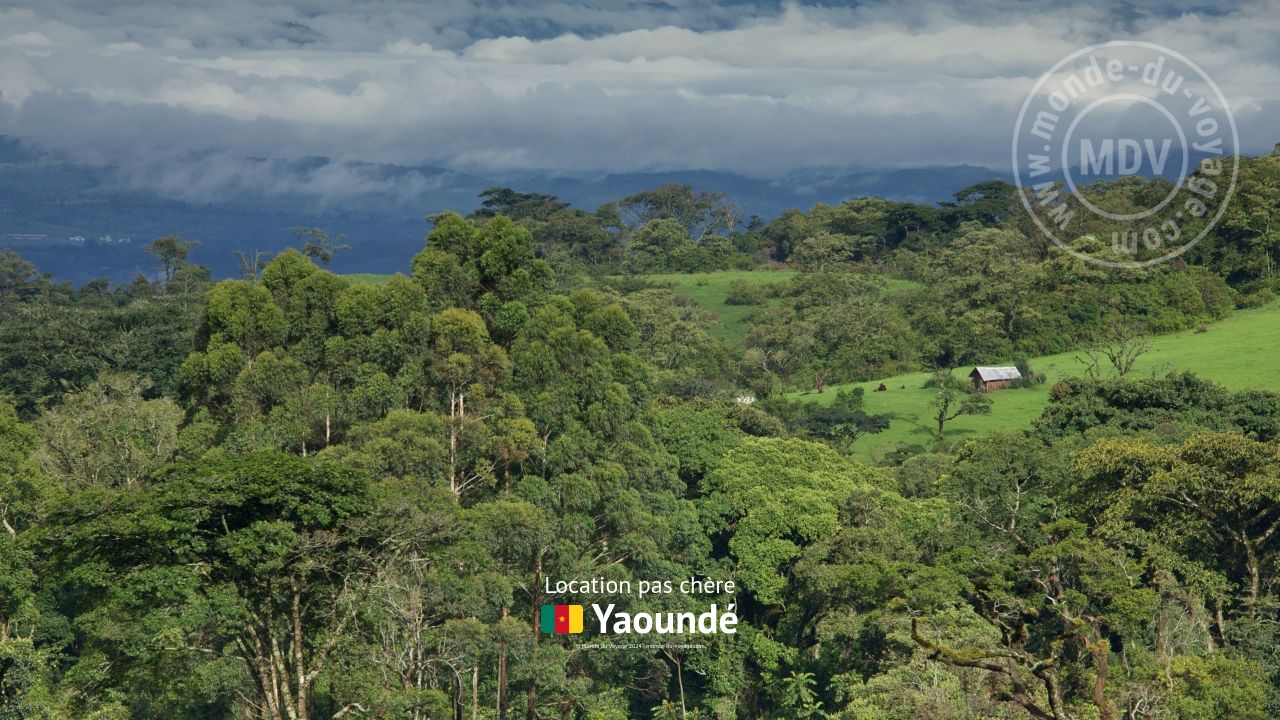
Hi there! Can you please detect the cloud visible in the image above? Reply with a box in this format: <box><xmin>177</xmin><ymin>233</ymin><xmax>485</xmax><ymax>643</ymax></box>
<box><xmin>0</xmin><ymin>0</ymin><xmax>1277</xmax><ymax>203</ymax></box>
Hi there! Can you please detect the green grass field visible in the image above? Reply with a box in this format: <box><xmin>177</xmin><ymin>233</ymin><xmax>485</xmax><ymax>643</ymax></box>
<box><xmin>639</xmin><ymin>270</ymin><xmax>796</xmax><ymax>342</ymax></box>
<box><xmin>792</xmin><ymin>300</ymin><xmax>1280</xmax><ymax>463</ymax></box>
<box><xmin>639</xmin><ymin>270</ymin><xmax>919</xmax><ymax>344</ymax></box>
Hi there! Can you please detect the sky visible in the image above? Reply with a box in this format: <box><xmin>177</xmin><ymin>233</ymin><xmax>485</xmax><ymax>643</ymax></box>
<box><xmin>1</xmin><ymin>0</ymin><xmax>1278</xmax><ymax>193</ymax></box>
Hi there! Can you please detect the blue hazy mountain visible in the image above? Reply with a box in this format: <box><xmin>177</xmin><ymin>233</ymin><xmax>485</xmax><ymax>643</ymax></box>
<box><xmin>0</xmin><ymin>139</ymin><xmax>1006</xmax><ymax>282</ymax></box>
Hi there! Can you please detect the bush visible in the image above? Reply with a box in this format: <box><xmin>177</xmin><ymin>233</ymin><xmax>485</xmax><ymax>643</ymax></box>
<box><xmin>1238</xmin><ymin>288</ymin><xmax>1276</xmax><ymax>309</ymax></box>
<box><xmin>724</xmin><ymin>280</ymin><xmax>767</xmax><ymax>306</ymax></box>
<box><xmin>1014</xmin><ymin>356</ymin><xmax>1045</xmax><ymax>387</ymax></box>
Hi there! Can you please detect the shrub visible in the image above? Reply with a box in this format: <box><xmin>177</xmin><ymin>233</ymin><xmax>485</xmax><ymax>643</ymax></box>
<box><xmin>1014</xmin><ymin>356</ymin><xmax>1045</xmax><ymax>387</ymax></box>
<box><xmin>725</xmin><ymin>280</ymin><xmax>767</xmax><ymax>306</ymax></box>
<box><xmin>1238</xmin><ymin>288</ymin><xmax>1276</xmax><ymax>309</ymax></box>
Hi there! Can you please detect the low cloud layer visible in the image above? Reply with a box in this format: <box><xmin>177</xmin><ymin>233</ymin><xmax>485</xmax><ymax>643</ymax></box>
<box><xmin>2</xmin><ymin>0</ymin><xmax>1278</xmax><ymax>200</ymax></box>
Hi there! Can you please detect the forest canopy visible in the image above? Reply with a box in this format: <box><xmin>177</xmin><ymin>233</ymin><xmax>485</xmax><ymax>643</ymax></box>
<box><xmin>2</xmin><ymin>156</ymin><xmax>1280</xmax><ymax>719</ymax></box>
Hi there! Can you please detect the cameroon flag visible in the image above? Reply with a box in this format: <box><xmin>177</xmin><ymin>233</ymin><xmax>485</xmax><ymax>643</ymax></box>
<box><xmin>540</xmin><ymin>604</ymin><xmax>584</xmax><ymax>634</ymax></box>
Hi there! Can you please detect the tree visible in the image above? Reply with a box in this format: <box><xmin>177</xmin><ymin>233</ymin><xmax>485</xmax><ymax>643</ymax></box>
<box><xmin>413</xmin><ymin>213</ymin><xmax>553</xmax><ymax>312</ymax></box>
<box><xmin>291</xmin><ymin>227</ymin><xmax>351</xmax><ymax>267</ymax></box>
<box><xmin>762</xmin><ymin>389</ymin><xmax>890</xmax><ymax>453</ymax></box>
<box><xmin>801</xmin><ymin>390</ymin><xmax>891</xmax><ymax>451</ymax></box>
<box><xmin>701</xmin><ymin>437</ymin><xmax>893</xmax><ymax>605</ymax></box>
<box><xmin>0</xmin><ymin>638</ymin><xmax>57</xmax><ymax>718</ymax></box>
<box><xmin>49</xmin><ymin>453</ymin><xmax>379</xmax><ymax>720</ymax></box>
<box><xmin>791</xmin><ymin>231</ymin><xmax>865</xmax><ymax>271</ymax></box>
<box><xmin>201</xmin><ymin>279</ymin><xmax>288</xmax><ymax>362</ymax></box>
<box><xmin>236</xmin><ymin>249</ymin><xmax>274</xmax><ymax>282</ymax></box>
<box><xmin>1092</xmin><ymin>314</ymin><xmax>1152</xmax><ymax>377</ymax></box>
<box><xmin>1207</xmin><ymin>153</ymin><xmax>1280</xmax><ymax>283</ymax></box>
<box><xmin>0</xmin><ymin>399</ymin><xmax>48</xmax><ymax>644</ymax></box>
<box><xmin>939</xmin><ymin>181</ymin><xmax>1017</xmax><ymax>227</ymax></box>
<box><xmin>429</xmin><ymin>308</ymin><xmax>511</xmax><ymax>498</ymax></box>
<box><xmin>910</xmin><ymin>522</ymin><xmax>1141</xmax><ymax>720</ymax></box>
<box><xmin>0</xmin><ymin>250</ymin><xmax>44</xmax><ymax>308</ymax></box>
<box><xmin>144</xmin><ymin>235</ymin><xmax>198</xmax><ymax>283</ymax></box>
<box><xmin>0</xmin><ymin>281</ymin><xmax>202</xmax><ymax>419</ymax></box>
<box><xmin>534</xmin><ymin>209</ymin><xmax>617</xmax><ymax>266</ymax></box>
<box><xmin>626</xmin><ymin>218</ymin><xmax>696</xmax><ymax>273</ymax></box>
<box><xmin>931</xmin><ymin>370</ymin><xmax>991</xmax><ymax>440</ymax></box>
<box><xmin>911</xmin><ymin>434</ymin><xmax>1151</xmax><ymax>720</ymax></box>
<box><xmin>615</xmin><ymin>184</ymin><xmax>738</xmax><ymax>239</ymax></box>
<box><xmin>470</xmin><ymin>188</ymin><xmax>568</xmax><ymax>222</ymax></box>
<box><xmin>35</xmin><ymin>374</ymin><xmax>183</xmax><ymax>489</ymax></box>
<box><xmin>1075</xmin><ymin>432</ymin><xmax>1280</xmax><ymax>612</ymax></box>
<box><xmin>1036</xmin><ymin>371</ymin><xmax>1280</xmax><ymax>442</ymax></box>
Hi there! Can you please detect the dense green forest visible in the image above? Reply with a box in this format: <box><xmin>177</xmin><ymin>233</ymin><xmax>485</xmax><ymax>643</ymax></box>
<box><xmin>2</xmin><ymin>151</ymin><xmax>1280</xmax><ymax>720</ymax></box>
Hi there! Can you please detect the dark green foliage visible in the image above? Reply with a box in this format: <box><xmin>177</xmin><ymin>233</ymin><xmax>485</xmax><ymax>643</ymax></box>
<box><xmin>723</xmin><ymin>279</ymin><xmax>784</xmax><ymax>306</ymax></box>
<box><xmin>760</xmin><ymin>388</ymin><xmax>892</xmax><ymax>452</ymax></box>
<box><xmin>470</xmin><ymin>188</ymin><xmax>570</xmax><ymax>222</ymax></box>
<box><xmin>1037</xmin><ymin>371</ymin><xmax>1280</xmax><ymax>442</ymax></box>
<box><xmin>3</xmin><ymin>162</ymin><xmax>1280</xmax><ymax>719</ymax></box>
<box><xmin>1013</xmin><ymin>356</ymin><xmax>1044</xmax><ymax>387</ymax></box>
<box><xmin>46</xmin><ymin>452</ymin><xmax>375</xmax><ymax>719</ymax></box>
<box><xmin>0</xmin><ymin>271</ymin><xmax>204</xmax><ymax>418</ymax></box>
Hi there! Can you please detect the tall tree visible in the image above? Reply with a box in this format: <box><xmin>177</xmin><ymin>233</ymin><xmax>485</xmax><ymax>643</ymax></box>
<box><xmin>49</xmin><ymin>453</ymin><xmax>379</xmax><ymax>720</ymax></box>
<box><xmin>144</xmin><ymin>235</ymin><xmax>198</xmax><ymax>283</ymax></box>
<box><xmin>931</xmin><ymin>370</ymin><xmax>991</xmax><ymax>440</ymax></box>
<box><xmin>36</xmin><ymin>374</ymin><xmax>183</xmax><ymax>489</ymax></box>
<box><xmin>291</xmin><ymin>227</ymin><xmax>351</xmax><ymax>267</ymax></box>
<box><xmin>614</xmin><ymin>184</ymin><xmax>738</xmax><ymax>239</ymax></box>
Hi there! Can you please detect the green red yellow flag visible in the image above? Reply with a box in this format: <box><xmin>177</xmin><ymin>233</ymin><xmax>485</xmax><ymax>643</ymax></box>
<box><xmin>540</xmin><ymin>604</ymin><xmax>583</xmax><ymax>634</ymax></box>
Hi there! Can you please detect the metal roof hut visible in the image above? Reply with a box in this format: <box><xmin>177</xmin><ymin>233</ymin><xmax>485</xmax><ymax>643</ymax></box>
<box><xmin>969</xmin><ymin>366</ymin><xmax>1022</xmax><ymax>392</ymax></box>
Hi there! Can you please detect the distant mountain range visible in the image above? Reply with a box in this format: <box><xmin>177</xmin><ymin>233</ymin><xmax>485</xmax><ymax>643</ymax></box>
<box><xmin>0</xmin><ymin>136</ymin><xmax>1007</xmax><ymax>283</ymax></box>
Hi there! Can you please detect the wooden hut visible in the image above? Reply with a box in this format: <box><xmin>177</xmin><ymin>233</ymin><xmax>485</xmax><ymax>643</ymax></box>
<box><xmin>969</xmin><ymin>366</ymin><xmax>1022</xmax><ymax>392</ymax></box>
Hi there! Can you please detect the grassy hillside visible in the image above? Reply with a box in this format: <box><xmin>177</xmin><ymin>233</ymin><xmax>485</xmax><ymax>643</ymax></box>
<box><xmin>793</xmin><ymin>300</ymin><xmax>1280</xmax><ymax>463</ymax></box>
<box><xmin>639</xmin><ymin>270</ymin><xmax>920</xmax><ymax>344</ymax></box>
<box><xmin>639</xmin><ymin>270</ymin><xmax>796</xmax><ymax>342</ymax></box>
<box><xmin>352</xmin><ymin>268</ymin><xmax>923</xmax><ymax>346</ymax></box>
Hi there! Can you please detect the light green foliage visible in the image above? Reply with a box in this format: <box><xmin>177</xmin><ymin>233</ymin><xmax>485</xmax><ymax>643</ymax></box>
<box><xmin>703</xmin><ymin>437</ymin><xmax>893</xmax><ymax>605</ymax></box>
<box><xmin>0</xmin><ymin>400</ymin><xmax>47</xmax><ymax>646</ymax></box>
<box><xmin>627</xmin><ymin>218</ymin><xmax>696</xmax><ymax>273</ymax></box>
<box><xmin>35</xmin><ymin>374</ymin><xmax>182</xmax><ymax>489</ymax></box>
<box><xmin>0</xmin><ymin>399</ymin><xmax>45</xmax><ymax>534</ymax></box>
<box><xmin>0</xmin><ymin>638</ymin><xmax>57</xmax><ymax>719</ymax></box>
<box><xmin>412</xmin><ymin>212</ymin><xmax>553</xmax><ymax>311</ymax></box>
<box><xmin>1162</xmin><ymin>654</ymin><xmax>1270</xmax><ymax>720</ymax></box>
<box><xmin>1076</xmin><ymin>432</ymin><xmax>1280</xmax><ymax>608</ymax></box>
<box><xmin>203</xmin><ymin>279</ymin><xmax>286</xmax><ymax>361</ymax></box>
<box><xmin>318</xmin><ymin>409</ymin><xmax>446</xmax><ymax>482</ymax></box>
<box><xmin>930</xmin><ymin>371</ymin><xmax>991</xmax><ymax>440</ymax></box>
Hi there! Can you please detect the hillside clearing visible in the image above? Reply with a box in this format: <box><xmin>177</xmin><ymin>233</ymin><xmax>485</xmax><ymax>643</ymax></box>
<box><xmin>637</xmin><ymin>270</ymin><xmax>919</xmax><ymax>344</ymax></box>
<box><xmin>637</xmin><ymin>270</ymin><xmax>795</xmax><ymax>343</ymax></box>
<box><xmin>792</xmin><ymin>300</ymin><xmax>1280</xmax><ymax>463</ymax></box>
